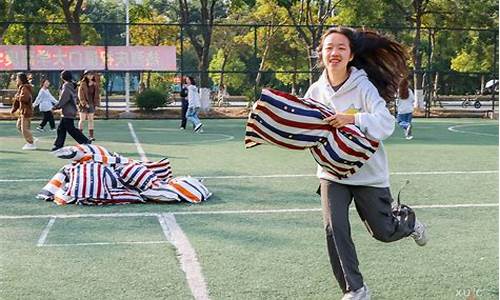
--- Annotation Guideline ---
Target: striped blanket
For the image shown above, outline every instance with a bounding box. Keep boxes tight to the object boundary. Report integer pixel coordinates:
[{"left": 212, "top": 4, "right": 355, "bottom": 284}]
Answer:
[
  {"left": 245, "top": 89, "right": 380, "bottom": 179},
  {"left": 38, "top": 144, "right": 211, "bottom": 205}
]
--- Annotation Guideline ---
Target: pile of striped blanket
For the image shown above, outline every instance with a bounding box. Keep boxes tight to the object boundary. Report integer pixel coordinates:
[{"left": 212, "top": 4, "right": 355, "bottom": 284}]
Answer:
[
  {"left": 245, "top": 89, "right": 380, "bottom": 179},
  {"left": 37, "top": 144, "right": 212, "bottom": 205}
]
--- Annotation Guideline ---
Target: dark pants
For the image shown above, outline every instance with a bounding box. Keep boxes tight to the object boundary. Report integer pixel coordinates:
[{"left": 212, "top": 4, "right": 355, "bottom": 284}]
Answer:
[
  {"left": 53, "top": 117, "right": 90, "bottom": 149},
  {"left": 180, "top": 98, "right": 188, "bottom": 129},
  {"left": 320, "top": 179, "right": 415, "bottom": 293},
  {"left": 39, "top": 111, "right": 55, "bottom": 129}
]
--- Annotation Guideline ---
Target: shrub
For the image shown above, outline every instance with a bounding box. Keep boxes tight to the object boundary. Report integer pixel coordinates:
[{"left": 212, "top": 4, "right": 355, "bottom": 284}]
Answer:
[{"left": 134, "top": 88, "right": 169, "bottom": 111}]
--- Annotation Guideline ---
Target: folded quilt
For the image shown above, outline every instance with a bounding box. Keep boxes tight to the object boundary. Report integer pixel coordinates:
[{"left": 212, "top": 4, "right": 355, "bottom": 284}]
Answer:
[
  {"left": 38, "top": 144, "right": 210, "bottom": 205},
  {"left": 245, "top": 89, "right": 380, "bottom": 179}
]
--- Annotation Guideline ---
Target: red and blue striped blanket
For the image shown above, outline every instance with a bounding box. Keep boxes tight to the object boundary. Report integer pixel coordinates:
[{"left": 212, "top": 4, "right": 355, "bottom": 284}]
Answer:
[
  {"left": 245, "top": 89, "right": 380, "bottom": 179},
  {"left": 38, "top": 144, "right": 211, "bottom": 205}
]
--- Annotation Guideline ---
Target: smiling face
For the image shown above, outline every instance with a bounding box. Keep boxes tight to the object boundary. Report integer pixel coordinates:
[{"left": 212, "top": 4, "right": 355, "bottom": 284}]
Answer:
[{"left": 321, "top": 32, "right": 353, "bottom": 73}]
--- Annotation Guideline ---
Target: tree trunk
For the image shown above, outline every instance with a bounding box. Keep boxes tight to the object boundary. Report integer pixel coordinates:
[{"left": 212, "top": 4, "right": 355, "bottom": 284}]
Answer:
[
  {"left": 412, "top": 1, "right": 425, "bottom": 110},
  {"left": 68, "top": 23, "right": 82, "bottom": 45},
  {"left": 199, "top": 41, "right": 211, "bottom": 88},
  {"left": 59, "top": 0, "right": 84, "bottom": 45},
  {"left": 220, "top": 53, "right": 228, "bottom": 86},
  {"left": 255, "top": 30, "right": 273, "bottom": 88}
]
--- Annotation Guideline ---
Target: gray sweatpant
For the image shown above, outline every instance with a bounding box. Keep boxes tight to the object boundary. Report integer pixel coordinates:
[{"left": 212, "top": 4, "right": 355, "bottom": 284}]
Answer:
[{"left": 319, "top": 179, "right": 415, "bottom": 293}]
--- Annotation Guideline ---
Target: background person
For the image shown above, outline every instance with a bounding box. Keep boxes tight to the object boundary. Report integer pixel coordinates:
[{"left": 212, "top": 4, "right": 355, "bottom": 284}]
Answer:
[
  {"left": 33, "top": 78, "right": 58, "bottom": 132},
  {"left": 179, "top": 79, "right": 188, "bottom": 130},
  {"left": 396, "top": 78, "right": 415, "bottom": 140},
  {"left": 52, "top": 70, "right": 91, "bottom": 151},
  {"left": 11, "top": 72, "right": 36, "bottom": 150},
  {"left": 185, "top": 76, "right": 203, "bottom": 133},
  {"left": 78, "top": 70, "right": 100, "bottom": 141}
]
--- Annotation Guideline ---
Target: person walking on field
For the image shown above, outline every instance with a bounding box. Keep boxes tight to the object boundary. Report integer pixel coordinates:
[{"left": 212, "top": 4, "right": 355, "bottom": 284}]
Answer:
[
  {"left": 304, "top": 27, "right": 428, "bottom": 300},
  {"left": 78, "top": 70, "right": 100, "bottom": 141},
  {"left": 33, "top": 78, "right": 58, "bottom": 132},
  {"left": 10, "top": 72, "right": 37, "bottom": 150},
  {"left": 51, "top": 70, "right": 91, "bottom": 151},
  {"left": 185, "top": 76, "right": 203, "bottom": 133},
  {"left": 179, "top": 78, "right": 189, "bottom": 130},
  {"left": 396, "top": 78, "right": 415, "bottom": 140}
]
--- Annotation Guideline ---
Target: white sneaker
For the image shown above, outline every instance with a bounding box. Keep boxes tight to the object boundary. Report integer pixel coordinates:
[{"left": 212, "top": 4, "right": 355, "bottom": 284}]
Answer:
[
  {"left": 22, "top": 143, "right": 37, "bottom": 150},
  {"left": 342, "top": 284, "right": 371, "bottom": 300},
  {"left": 405, "top": 124, "right": 412, "bottom": 138},
  {"left": 405, "top": 135, "right": 414, "bottom": 140},
  {"left": 411, "top": 218, "right": 428, "bottom": 246}
]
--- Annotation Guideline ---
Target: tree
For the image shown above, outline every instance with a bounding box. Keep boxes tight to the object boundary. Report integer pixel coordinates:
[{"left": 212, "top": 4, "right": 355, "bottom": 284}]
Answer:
[
  {"left": 178, "top": 0, "right": 221, "bottom": 89},
  {"left": 129, "top": 10, "right": 179, "bottom": 88},
  {"left": 57, "top": 0, "right": 85, "bottom": 45},
  {"left": 278, "top": 0, "right": 341, "bottom": 84},
  {"left": 0, "top": 0, "right": 16, "bottom": 44},
  {"left": 208, "top": 6, "right": 249, "bottom": 88},
  {"left": 209, "top": 49, "right": 247, "bottom": 94},
  {"left": 237, "top": 0, "right": 289, "bottom": 88}
]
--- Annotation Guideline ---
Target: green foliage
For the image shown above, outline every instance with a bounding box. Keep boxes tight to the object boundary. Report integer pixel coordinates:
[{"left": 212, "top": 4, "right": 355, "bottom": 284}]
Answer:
[
  {"left": 129, "top": 12, "right": 178, "bottom": 46},
  {"left": 450, "top": 32, "right": 495, "bottom": 73},
  {"left": 148, "top": 73, "right": 175, "bottom": 92},
  {"left": 134, "top": 88, "right": 169, "bottom": 111},
  {"left": 209, "top": 49, "right": 248, "bottom": 94}
]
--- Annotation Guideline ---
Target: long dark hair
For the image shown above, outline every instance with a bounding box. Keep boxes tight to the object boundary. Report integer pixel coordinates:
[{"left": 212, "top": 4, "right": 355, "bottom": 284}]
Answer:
[
  {"left": 16, "top": 72, "right": 29, "bottom": 85},
  {"left": 399, "top": 78, "right": 410, "bottom": 99},
  {"left": 184, "top": 76, "right": 196, "bottom": 86},
  {"left": 316, "top": 27, "right": 408, "bottom": 102},
  {"left": 79, "top": 71, "right": 90, "bottom": 86}
]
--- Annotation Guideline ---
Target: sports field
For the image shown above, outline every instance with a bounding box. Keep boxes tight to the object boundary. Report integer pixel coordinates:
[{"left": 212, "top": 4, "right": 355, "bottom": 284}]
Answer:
[{"left": 0, "top": 118, "right": 498, "bottom": 300}]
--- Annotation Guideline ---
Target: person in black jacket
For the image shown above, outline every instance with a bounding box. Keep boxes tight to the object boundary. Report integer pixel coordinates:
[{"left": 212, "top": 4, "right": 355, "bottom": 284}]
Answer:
[
  {"left": 51, "top": 70, "right": 91, "bottom": 151},
  {"left": 179, "top": 78, "right": 189, "bottom": 130}
]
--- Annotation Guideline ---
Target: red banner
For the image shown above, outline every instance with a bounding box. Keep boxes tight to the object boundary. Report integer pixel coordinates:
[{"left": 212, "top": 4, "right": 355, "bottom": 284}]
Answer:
[
  {"left": 0, "top": 45, "right": 28, "bottom": 70},
  {"left": 30, "top": 46, "right": 105, "bottom": 70},
  {"left": 0, "top": 45, "right": 176, "bottom": 71},
  {"left": 107, "top": 46, "right": 176, "bottom": 71}
]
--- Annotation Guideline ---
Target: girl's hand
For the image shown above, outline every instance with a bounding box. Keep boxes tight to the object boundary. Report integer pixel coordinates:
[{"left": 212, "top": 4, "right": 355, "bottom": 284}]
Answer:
[{"left": 324, "top": 113, "right": 355, "bottom": 128}]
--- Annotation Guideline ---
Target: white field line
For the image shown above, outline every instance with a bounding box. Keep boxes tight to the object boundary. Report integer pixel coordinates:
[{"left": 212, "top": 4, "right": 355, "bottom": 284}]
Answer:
[
  {"left": 167, "top": 134, "right": 234, "bottom": 145},
  {"left": 1, "top": 170, "right": 498, "bottom": 182},
  {"left": 1, "top": 203, "right": 498, "bottom": 220},
  {"left": 36, "top": 217, "right": 56, "bottom": 247},
  {"left": 448, "top": 123, "right": 499, "bottom": 137},
  {"left": 132, "top": 124, "right": 210, "bottom": 300},
  {"left": 128, "top": 122, "right": 147, "bottom": 161},
  {"left": 158, "top": 213, "right": 210, "bottom": 300},
  {"left": 42, "top": 241, "right": 169, "bottom": 247}
]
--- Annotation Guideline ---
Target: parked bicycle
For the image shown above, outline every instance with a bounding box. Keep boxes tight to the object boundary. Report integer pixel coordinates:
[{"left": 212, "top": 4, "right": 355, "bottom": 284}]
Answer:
[{"left": 461, "top": 91, "right": 482, "bottom": 109}]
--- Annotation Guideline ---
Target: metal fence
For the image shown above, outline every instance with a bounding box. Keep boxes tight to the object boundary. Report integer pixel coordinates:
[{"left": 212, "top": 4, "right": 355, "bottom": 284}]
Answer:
[{"left": 0, "top": 21, "right": 498, "bottom": 118}]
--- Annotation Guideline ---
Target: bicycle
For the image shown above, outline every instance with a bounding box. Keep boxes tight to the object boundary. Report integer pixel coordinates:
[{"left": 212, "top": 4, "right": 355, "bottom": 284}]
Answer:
[{"left": 461, "top": 91, "right": 482, "bottom": 109}]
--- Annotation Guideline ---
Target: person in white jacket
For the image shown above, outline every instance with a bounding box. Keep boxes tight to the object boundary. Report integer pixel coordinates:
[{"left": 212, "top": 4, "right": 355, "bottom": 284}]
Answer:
[
  {"left": 33, "top": 79, "right": 58, "bottom": 131},
  {"left": 185, "top": 76, "right": 203, "bottom": 133},
  {"left": 304, "top": 27, "right": 428, "bottom": 300},
  {"left": 396, "top": 78, "right": 415, "bottom": 140}
]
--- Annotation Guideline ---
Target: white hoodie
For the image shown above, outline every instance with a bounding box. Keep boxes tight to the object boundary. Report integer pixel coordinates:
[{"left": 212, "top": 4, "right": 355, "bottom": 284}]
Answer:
[
  {"left": 187, "top": 85, "right": 201, "bottom": 108},
  {"left": 33, "top": 88, "right": 58, "bottom": 112},
  {"left": 304, "top": 67, "right": 395, "bottom": 187}
]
